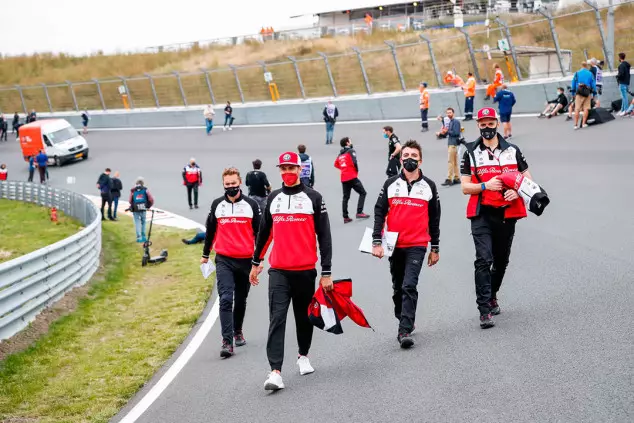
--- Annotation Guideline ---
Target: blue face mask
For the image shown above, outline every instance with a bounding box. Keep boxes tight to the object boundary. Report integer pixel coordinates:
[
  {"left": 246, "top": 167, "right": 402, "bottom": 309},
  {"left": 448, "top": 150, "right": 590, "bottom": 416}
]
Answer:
[{"left": 383, "top": 133, "right": 389, "bottom": 139}]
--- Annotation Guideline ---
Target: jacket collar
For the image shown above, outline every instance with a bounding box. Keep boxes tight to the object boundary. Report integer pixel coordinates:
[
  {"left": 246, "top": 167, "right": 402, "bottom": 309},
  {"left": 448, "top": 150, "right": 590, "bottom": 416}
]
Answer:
[
  {"left": 282, "top": 182, "right": 304, "bottom": 195},
  {"left": 474, "top": 135, "right": 510, "bottom": 152},
  {"left": 399, "top": 169, "right": 423, "bottom": 185}
]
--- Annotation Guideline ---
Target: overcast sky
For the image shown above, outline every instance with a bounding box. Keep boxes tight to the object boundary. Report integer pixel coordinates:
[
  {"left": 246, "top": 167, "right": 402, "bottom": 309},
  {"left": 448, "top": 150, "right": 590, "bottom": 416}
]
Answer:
[{"left": 0, "top": 0, "right": 391, "bottom": 56}]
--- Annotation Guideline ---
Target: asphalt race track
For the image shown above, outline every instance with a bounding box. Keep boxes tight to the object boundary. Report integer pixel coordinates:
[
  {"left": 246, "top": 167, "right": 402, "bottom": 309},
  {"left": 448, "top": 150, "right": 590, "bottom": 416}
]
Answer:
[{"left": 1, "top": 116, "right": 633, "bottom": 423}]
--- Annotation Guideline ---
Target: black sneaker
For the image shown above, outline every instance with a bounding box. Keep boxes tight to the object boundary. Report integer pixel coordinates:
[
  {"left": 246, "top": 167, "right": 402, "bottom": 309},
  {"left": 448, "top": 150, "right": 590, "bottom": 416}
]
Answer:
[
  {"left": 194, "top": 205, "right": 199, "bottom": 209},
  {"left": 234, "top": 331, "right": 246, "bottom": 347},
  {"left": 452, "top": 178, "right": 461, "bottom": 185},
  {"left": 181, "top": 239, "right": 190, "bottom": 245},
  {"left": 397, "top": 333, "right": 414, "bottom": 349},
  {"left": 441, "top": 179, "right": 453, "bottom": 186},
  {"left": 220, "top": 340, "right": 234, "bottom": 358},
  {"left": 480, "top": 314, "right": 495, "bottom": 329},
  {"left": 489, "top": 298, "right": 501, "bottom": 315},
  {"left": 189, "top": 205, "right": 193, "bottom": 210}
]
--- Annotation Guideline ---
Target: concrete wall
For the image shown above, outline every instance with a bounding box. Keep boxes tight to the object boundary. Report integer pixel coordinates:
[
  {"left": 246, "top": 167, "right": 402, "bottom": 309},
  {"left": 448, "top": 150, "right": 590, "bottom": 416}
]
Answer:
[{"left": 41, "top": 74, "right": 626, "bottom": 129}]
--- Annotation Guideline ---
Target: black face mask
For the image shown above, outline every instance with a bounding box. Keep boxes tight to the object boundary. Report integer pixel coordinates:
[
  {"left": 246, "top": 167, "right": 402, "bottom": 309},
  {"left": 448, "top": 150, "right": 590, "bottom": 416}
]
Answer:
[
  {"left": 225, "top": 186, "right": 240, "bottom": 197},
  {"left": 402, "top": 158, "right": 419, "bottom": 172},
  {"left": 480, "top": 127, "right": 497, "bottom": 140}
]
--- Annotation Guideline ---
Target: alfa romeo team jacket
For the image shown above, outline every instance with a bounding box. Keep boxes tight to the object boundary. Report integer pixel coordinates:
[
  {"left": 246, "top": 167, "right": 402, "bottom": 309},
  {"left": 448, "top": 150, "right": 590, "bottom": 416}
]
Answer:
[
  {"left": 252, "top": 183, "right": 332, "bottom": 275},
  {"left": 202, "top": 192, "right": 262, "bottom": 259}
]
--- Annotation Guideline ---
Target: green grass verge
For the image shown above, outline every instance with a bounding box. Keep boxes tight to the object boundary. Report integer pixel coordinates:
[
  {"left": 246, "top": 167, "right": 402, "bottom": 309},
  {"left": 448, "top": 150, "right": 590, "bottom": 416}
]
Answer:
[
  {"left": 0, "top": 218, "right": 212, "bottom": 423},
  {"left": 0, "top": 199, "right": 84, "bottom": 264}
]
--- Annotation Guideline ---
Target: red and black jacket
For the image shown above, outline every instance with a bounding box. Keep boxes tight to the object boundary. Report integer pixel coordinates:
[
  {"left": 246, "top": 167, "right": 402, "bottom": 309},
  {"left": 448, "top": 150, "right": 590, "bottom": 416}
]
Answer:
[
  {"left": 460, "top": 135, "right": 529, "bottom": 219},
  {"left": 202, "top": 191, "right": 261, "bottom": 259},
  {"left": 182, "top": 164, "right": 203, "bottom": 185},
  {"left": 373, "top": 171, "right": 440, "bottom": 250},
  {"left": 252, "top": 183, "right": 332, "bottom": 276},
  {"left": 334, "top": 146, "right": 359, "bottom": 182}
]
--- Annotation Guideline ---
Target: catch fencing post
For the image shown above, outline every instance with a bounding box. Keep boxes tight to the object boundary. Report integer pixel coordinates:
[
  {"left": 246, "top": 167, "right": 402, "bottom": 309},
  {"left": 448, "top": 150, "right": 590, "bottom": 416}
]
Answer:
[
  {"left": 495, "top": 17, "right": 523, "bottom": 81},
  {"left": 92, "top": 79, "right": 106, "bottom": 110},
  {"left": 537, "top": 7, "right": 566, "bottom": 76},
  {"left": 385, "top": 41, "right": 407, "bottom": 91},
  {"left": 144, "top": 73, "right": 160, "bottom": 108},
  {"left": 317, "top": 52, "right": 338, "bottom": 97},
  {"left": 352, "top": 47, "right": 372, "bottom": 95},
  {"left": 41, "top": 83, "right": 53, "bottom": 112},
  {"left": 582, "top": 0, "right": 613, "bottom": 71},
  {"left": 419, "top": 34, "right": 442, "bottom": 87},
  {"left": 15, "top": 85, "right": 27, "bottom": 114},
  {"left": 66, "top": 80, "right": 79, "bottom": 111},
  {"left": 201, "top": 68, "right": 216, "bottom": 104},
  {"left": 287, "top": 56, "right": 306, "bottom": 99},
  {"left": 228, "top": 65, "right": 245, "bottom": 103},
  {"left": 458, "top": 28, "right": 482, "bottom": 82},
  {"left": 173, "top": 71, "right": 188, "bottom": 106},
  {"left": 118, "top": 76, "right": 134, "bottom": 109}
]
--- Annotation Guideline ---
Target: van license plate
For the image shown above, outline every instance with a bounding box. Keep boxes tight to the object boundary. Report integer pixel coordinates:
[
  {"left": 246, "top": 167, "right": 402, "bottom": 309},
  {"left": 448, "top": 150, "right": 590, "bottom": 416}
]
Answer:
[{"left": 75, "top": 153, "right": 83, "bottom": 158}]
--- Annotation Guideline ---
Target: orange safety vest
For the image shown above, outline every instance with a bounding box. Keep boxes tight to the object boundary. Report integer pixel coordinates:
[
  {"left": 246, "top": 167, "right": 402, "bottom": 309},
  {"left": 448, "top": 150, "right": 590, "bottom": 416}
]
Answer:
[
  {"left": 420, "top": 89, "right": 429, "bottom": 109},
  {"left": 494, "top": 69, "right": 504, "bottom": 85},
  {"left": 464, "top": 77, "right": 476, "bottom": 97}
]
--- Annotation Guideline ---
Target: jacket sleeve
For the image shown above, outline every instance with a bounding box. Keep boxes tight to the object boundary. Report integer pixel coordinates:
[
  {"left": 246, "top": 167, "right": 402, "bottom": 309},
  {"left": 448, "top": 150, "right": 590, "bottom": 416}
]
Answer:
[
  {"left": 334, "top": 156, "right": 340, "bottom": 170},
  {"left": 313, "top": 192, "right": 332, "bottom": 276},
  {"left": 448, "top": 120, "right": 461, "bottom": 137},
  {"left": 351, "top": 150, "right": 359, "bottom": 173},
  {"left": 334, "top": 108, "right": 339, "bottom": 120},
  {"left": 310, "top": 162, "right": 315, "bottom": 187},
  {"left": 372, "top": 179, "right": 390, "bottom": 243},
  {"left": 202, "top": 201, "right": 218, "bottom": 258},
  {"left": 129, "top": 190, "right": 133, "bottom": 204},
  {"left": 427, "top": 179, "right": 441, "bottom": 250},
  {"left": 146, "top": 190, "right": 154, "bottom": 208},
  {"left": 512, "top": 93, "right": 517, "bottom": 106},
  {"left": 199, "top": 168, "right": 203, "bottom": 184},
  {"left": 493, "top": 91, "right": 501, "bottom": 103},
  {"left": 182, "top": 168, "right": 187, "bottom": 183},
  {"left": 252, "top": 194, "right": 274, "bottom": 266},
  {"left": 250, "top": 197, "right": 262, "bottom": 241},
  {"left": 571, "top": 72, "right": 578, "bottom": 93}
]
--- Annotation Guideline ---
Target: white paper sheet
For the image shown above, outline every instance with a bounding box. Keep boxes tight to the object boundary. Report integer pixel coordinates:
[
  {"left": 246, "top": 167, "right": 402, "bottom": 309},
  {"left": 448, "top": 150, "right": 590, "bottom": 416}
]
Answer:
[
  {"left": 200, "top": 261, "right": 216, "bottom": 279},
  {"left": 359, "top": 227, "right": 398, "bottom": 258}
]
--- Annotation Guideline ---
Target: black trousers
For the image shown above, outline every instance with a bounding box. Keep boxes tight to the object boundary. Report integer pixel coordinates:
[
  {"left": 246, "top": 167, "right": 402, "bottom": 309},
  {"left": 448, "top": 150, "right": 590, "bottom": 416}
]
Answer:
[
  {"left": 389, "top": 246, "right": 426, "bottom": 334},
  {"left": 215, "top": 254, "right": 252, "bottom": 344},
  {"left": 38, "top": 166, "right": 46, "bottom": 184},
  {"left": 465, "top": 96, "right": 474, "bottom": 118},
  {"left": 28, "top": 169, "right": 34, "bottom": 182},
  {"left": 267, "top": 268, "right": 316, "bottom": 371},
  {"left": 471, "top": 207, "right": 517, "bottom": 315},
  {"left": 420, "top": 108, "right": 428, "bottom": 129},
  {"left": 0, "top": 128, "right": 6, "bottom": 141},
  {"left": 386, "top": 157, "right": 401, "bottom": 177},
  {"left": 342, "top": 178, "right": 367, "bottom": 218},
  {"left": 186, "top": 184, "right": 199, "bottom": 207},
  {"left": 100, "top": 193, "right": 113, "bottom": 219}
]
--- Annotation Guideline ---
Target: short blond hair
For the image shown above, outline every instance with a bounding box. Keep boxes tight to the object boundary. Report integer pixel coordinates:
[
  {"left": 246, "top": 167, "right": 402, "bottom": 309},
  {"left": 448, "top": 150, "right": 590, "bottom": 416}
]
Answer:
[{"left": 222, "top": 167, "right": 241, "bottom": 180}]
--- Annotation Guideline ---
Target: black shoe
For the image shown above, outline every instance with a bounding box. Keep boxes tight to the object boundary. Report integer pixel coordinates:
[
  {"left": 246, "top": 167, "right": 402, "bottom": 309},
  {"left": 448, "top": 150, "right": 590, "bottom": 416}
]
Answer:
[
  {"left": 181, "top": 239, "right": 191, "bottom": 245},
  {"left": 547, "top": 114, "right": 553, "bottom": 119},
  {"left": 452, "top": 178, "right": 461, "bottom": 185},
  {"left": 565, "top": 116, "right": 572, "bottom": 121},
  {"left": 441, "top": 179, "right": 453, "bottom": 186},
  {"left": 234, "top": 331, "right": 246, "bottom": 347},
  {"left": 489, "top": 298, "right": 501, "bottom": 315},
  {"left": 220, "top": 340, "right": 234, "bottom": 358},
  {"left": 538, "top": 113, "right": 545, "bottom": 119},
  {"left": 421, "top": 127, "right": 429, "bottom": 132},
  {"left": 189, "top": 205, "right": 193, "bottom": 210},
  {"left": 397, "top": 333, "right": 414, "bottom": 349},
  {"left": 480, "top": 314, "right": 495, "bottom": 329},
  {"left": 194, "top": 205, "right": 199, "bottom": 209},
  {"left": 109, "top": 217, "right": 116, "bottom": 221}
]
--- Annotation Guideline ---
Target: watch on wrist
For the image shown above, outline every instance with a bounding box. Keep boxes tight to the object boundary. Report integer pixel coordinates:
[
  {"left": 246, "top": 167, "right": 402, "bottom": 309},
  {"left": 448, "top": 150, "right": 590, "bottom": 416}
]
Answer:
[{"left": 481, "top": 182, "right": 486, "bottom": 191}]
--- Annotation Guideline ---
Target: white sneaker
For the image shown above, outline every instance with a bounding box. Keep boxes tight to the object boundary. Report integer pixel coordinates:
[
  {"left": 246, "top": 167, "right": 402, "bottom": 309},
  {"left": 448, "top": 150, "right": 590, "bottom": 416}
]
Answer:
[
  {"left": 582, "top": 124, "right": 588, "bottom": 128},
  {"left": 573, "top": 125, "right": 579, "bottom": 130},
  {"left": 264, "top": 371, "right": 285, "bottom": 391},
  {"left": 228, "top": 127, "right": 233, "bottom": 131},
  {"left": 223, "top": 126, "right": 227, "bottom": 131},
  {"left": 297, "top": 355, "right": 314, "bottom": 375}
]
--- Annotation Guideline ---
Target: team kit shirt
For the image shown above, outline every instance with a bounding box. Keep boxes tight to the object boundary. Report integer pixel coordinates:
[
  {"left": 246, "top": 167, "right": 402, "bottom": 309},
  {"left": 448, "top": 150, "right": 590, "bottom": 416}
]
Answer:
[
  {"left": 388, "top": 134, "right": 401, "bottom": 160},
  {"left": 202, "top": 194, "right": 262, "bottom": 259},
  {"left": 183, "top": 164, "right": 202, "bottom": 185},
  {"left": 334, "top": 147, "right": 359, "bottom": 182},
  {"left": 461, "top": 137, "right": 529, "bottom": 219},
  {"left": 373, "top": 173, "right": 440, "bottom": 250},
  {"left": 252, "top": 184, "right": 332, "bottom": 275}
]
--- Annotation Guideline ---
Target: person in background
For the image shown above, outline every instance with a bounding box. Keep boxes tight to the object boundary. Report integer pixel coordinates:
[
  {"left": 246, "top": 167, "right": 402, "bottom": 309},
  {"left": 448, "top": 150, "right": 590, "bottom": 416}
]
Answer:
[
  {"left": 616, "top": 53, "right": 631, "bottom": 115},
  {"left": 622, "top": 97, "right": 634, "bottom": 116},
  {"left": 383, "top": 126, "right": 402, "bottom": 177},
  {"left": 588, "top": 58, "right": 603, "bottom": 107},
  {"left": 0, "top": 115, "right": 6, "bottom": 141},
  {"left": 323, "top": 100, "right": 338, "bottom": 145},
  {"left": 485, "top": 64, "right": 504, "bottom": 101},
  {"left": 111, "top": 171, "right": 123, "bottom": 220},
  {"left": 182, "top": 230, "right": 206, "bottom": 245},
  {"left": 245, "top": 159, "right": 271, "bottom": 212},
  {"left": 35, "top": 149, "right": 48, "bottom": 184},
  {"left": 97, "top": 168, "right": 115, "bottom": 221},
  {"left": 183, "top": 158, "right": 203, "bottom": 209},
  {"left": 441, "top": 108, "right": 462, "bottom": 187},
  {"left": 435, "top": 113, "right": 450, "bottom": 139},
  {"left": 419, "top": 82, "right": 430, "bottom": 132},
  {"left": 28, "top": 109, "right": 36, "bottom": 123},
  {"left": 539, "top": 87, "right": 568, "bottom": 118},
  {"left": 204, "top": 104, "right": 215, "bottom": 135},
  {"left": 493, "top": 84, "right": 516, "bottom": 139},
  {"left": 464, "top": 72, "right": 476, "bottom": 121},
  {"left": 28, "top": 155, "right": 35, "bottom": 182},
  {"left": 444, "top": 70, "right": 464, "bottom": 88},
  {"left": 0, "top": 164, "right": 7, "bottom": 181},
  {"left": 335, "top": 137, "right": 370, "bottom": 223},
  {"left": 12, "top": 112, "right": 19, "bottom": 135},
  {"left": 81, "top": 110, "right": 90, "bottom": 134},
  {"left": 129, "top": 177, "right": 154, "bottom": 243},
  {"left": 571, "top": 62, "right": 596, "bottom": 129},
  {"left": 223, "top": 101, "right": 233, "bottom": 131},
  {"left": 297, "top": 144, "right": 315, "bottom": 188}
]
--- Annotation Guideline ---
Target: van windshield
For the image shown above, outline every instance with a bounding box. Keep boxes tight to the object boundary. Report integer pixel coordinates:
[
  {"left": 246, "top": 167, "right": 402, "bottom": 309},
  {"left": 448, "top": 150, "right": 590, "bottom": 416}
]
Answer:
[{"left": 46, "top": 126, "right": 79, "bottom": 144}]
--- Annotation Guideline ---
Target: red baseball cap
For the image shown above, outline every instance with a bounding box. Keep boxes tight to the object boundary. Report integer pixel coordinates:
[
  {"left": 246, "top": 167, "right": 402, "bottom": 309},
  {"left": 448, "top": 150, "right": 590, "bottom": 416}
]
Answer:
[
  {"left": 475, "top": 107, "right": 499, "bottom": 121},
  {"left": 277, "top": 152, "right": 302, "bottom": 167}
]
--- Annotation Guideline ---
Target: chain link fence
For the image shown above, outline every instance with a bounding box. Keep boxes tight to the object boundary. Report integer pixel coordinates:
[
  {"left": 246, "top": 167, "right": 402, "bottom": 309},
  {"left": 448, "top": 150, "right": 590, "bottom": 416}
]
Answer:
[{"left": 0, "top": 3, "right": 631, "bottom": 114}]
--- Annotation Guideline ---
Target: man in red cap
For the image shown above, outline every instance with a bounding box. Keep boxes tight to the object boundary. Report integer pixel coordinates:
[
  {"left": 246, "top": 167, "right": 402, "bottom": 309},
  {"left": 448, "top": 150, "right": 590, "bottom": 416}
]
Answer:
[
  {"left": 459, "top": 107, "right": 533, "bottom": 329},
  {"left": 250, "top": 151, "right": 333, "bottom": 392}
]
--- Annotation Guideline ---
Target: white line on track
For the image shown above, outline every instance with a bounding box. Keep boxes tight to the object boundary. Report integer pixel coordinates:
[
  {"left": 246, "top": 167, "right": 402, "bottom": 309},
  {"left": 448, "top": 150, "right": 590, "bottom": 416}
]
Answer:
[{"left": 88, "top": 113, "right": 541, "bottom": 132}]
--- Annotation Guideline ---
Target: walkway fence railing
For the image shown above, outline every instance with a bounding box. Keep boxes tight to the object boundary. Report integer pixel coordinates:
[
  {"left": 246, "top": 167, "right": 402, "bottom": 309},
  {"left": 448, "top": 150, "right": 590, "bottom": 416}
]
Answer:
[
  {"left": 0, "top": 181, "right": 101, "bottom": 341},
  {"left": 0, "top": 2, "right": 631, "bottom": 114}
]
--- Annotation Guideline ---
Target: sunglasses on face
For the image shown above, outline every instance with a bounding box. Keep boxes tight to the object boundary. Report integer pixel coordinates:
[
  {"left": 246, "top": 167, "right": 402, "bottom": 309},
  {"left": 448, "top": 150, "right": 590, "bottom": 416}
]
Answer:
[{"left": 478, "top": 121, "right": 497, "bottom": 129}]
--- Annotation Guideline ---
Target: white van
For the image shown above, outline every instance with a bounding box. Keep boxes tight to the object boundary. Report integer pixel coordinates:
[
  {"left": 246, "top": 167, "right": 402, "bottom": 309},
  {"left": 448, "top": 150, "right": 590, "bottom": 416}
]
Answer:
[{"left": 19, "top": 119, "right": 90, "bottom": 167}]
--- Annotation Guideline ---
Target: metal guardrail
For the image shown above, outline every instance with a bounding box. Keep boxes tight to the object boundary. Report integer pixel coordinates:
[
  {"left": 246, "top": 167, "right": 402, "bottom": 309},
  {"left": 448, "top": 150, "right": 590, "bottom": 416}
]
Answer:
[{"left": 0, "top": 181, "right": 101, "bottom": 341}]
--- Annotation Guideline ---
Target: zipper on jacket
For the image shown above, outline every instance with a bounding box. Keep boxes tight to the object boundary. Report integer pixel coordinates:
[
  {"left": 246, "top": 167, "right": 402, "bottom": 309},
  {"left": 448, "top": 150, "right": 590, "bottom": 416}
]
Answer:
[{"left": 288, "top": 194, "right": 291, "bottom": 209}]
